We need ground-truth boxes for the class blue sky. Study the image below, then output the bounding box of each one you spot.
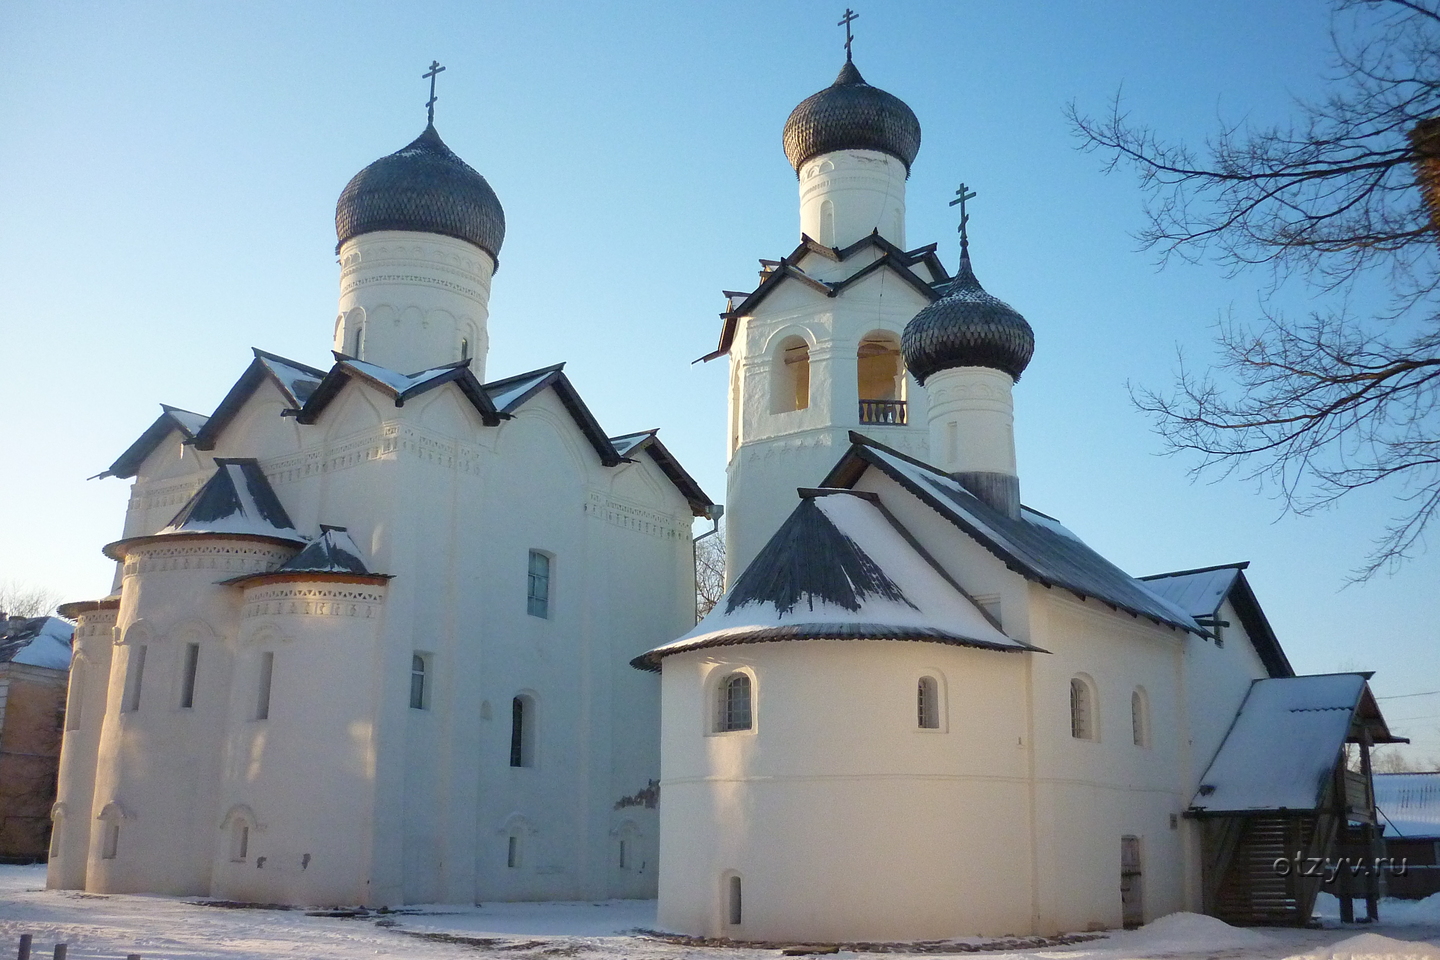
[3,1,1437,759]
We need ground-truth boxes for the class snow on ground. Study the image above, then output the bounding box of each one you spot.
[3,865,1440,960]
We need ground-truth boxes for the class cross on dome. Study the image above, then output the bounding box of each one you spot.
[949,182,976,253]
[423,60,446,125]
[838,8,858,61]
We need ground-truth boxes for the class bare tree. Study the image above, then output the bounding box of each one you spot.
[695,530,726,622]
[0,581,63,619]
[1071,0,1440,577]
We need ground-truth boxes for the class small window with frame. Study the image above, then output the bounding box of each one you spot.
[527,550,551,619]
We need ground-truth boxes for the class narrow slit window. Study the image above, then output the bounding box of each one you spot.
[460,337,471,360]
[507,835,520,868]
[122,645,147,713]
[527,551,551,618]
[180,643,200,709]
[727,875,743,925]
[917,677,940,729]
[410,654,427,710]
[65,663,84,730]
[230,823,249,862]
[102,822,120,860]
[1070,677,1095,741]
[1131,689,1149,748]
[510,696,534,767]
[619,839,628,870]
[256,652,274,721]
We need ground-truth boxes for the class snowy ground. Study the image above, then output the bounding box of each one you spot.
[2,865,1439,960]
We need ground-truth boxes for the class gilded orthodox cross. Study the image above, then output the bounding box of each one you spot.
[424,60,446,125]
[838,9,858,61]
[950,182,977,251]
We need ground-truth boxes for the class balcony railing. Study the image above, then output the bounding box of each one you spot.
[859,399,907,425]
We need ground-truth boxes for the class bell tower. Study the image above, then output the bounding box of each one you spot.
[716,37,945,581]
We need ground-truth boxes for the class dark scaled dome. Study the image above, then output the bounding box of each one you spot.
[901,249,1035,383]
[783,60,921,175]
[335,123,505,260]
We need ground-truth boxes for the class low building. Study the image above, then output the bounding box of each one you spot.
[1376,772,1440,899]
[0,615,74,861]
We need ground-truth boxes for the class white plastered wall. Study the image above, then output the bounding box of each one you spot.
[656,640,1033,941]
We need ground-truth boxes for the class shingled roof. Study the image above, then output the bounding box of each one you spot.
[822,434,1204,634]
[99,404,211,479]
[103,458,305,559]
[1140,562,1294,678]
[634,489,1033,671]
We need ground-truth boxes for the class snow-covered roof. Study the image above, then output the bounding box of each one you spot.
[484,365,562,413]
[1375,772,1440,839]
[105,459,304,558]
[99,403,211,479]
[295,356,503,428]
[274,525,373,575]
[610,430,656,459]
[1190,674,1388,814]
[1141,562,1294,678]
[827,437,1202,634]
[0,616,74,670]
[1139,564,1242,618]
[635,489,1033,670]
[190,349,328,451]
[254,349,325,406]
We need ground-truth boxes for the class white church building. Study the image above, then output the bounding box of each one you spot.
[47,110,713,908]
[48,38,1405,941]
[636,51,1403,941]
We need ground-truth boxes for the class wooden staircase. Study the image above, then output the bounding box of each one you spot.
[1208,813,1336,926]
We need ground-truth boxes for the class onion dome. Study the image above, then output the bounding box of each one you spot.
[782,60,921,175]
[335,123,505,260]
[901,248,1035,383]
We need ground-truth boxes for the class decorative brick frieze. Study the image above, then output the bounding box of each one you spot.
[241,583,387,620]
[122,542,294,578]
[585,492,685,540]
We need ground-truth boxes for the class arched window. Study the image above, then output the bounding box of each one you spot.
[917,676,940,729]
[1070,676,1097,741]
[726,873,743,925]
[1131,688,1149,748]
[858,333,905,425]
[230,821,250,862]
[717,673,752,732]
[510,695,535,767]
[771,337,810,413]
[410,654,428,710]
[351,321,364,357]
[460,337,471,361]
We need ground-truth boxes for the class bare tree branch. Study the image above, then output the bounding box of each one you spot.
[1076,0,1440,577]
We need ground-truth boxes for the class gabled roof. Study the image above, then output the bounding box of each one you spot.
[634,488,1033,671]
[99,404,211,479]
[1190,674,1405,815]
[1375,772,1440,838]
[191,349,328,451]
[699,233,951,363]
[822,433,1203,634]
[222,524,391,587]
[297,356,502,426]
[1140,562,1294,678]
[0,616,73,670]
[103,458,305,559]
[481,362,627,466]
[608,429,715,517]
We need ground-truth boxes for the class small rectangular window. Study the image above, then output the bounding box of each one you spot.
[507,835,520,868]
[180,643,200,709]
[728,875,743,925]
[101,822,120,860]
[527,550,551,618]
[918,677,940,729]
[256,652,274,721]
[410,654,428,710]
[122,645,147,712]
